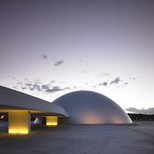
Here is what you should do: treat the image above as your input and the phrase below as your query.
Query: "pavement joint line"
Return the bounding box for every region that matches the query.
[98,133,110,154]
[127,126,154,138]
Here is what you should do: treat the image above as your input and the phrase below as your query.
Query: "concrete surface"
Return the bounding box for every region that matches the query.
[0,121,154,154]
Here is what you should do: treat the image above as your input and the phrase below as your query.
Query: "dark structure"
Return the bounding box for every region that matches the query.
[128,113,154,121]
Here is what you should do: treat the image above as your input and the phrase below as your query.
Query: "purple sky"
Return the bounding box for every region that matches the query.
[0,0,154,113]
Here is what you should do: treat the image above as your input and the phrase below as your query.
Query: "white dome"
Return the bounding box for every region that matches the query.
[53,91,132,124]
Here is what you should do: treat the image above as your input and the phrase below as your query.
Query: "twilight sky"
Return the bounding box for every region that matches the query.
[0,0,154,113]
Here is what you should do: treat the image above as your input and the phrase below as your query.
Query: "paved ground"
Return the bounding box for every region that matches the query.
[0,121,154,154]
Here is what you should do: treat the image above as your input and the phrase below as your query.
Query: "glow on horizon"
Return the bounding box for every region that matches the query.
[0,77,153,111]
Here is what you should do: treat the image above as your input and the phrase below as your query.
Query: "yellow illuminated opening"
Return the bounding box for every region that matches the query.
[46,122,57,126]
[9,129,29,134]
[46,116,58,126]
[8,112,30,135]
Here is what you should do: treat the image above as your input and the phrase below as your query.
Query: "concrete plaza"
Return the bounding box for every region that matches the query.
[0,121,154,154]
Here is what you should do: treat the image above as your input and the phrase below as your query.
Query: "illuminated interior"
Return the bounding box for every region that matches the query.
[0,86,69,135]
[80,116,103,124]
[46,116,58,126]
[8,112,30,134]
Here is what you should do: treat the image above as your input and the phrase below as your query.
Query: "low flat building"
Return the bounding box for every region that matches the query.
[0,86,68,134]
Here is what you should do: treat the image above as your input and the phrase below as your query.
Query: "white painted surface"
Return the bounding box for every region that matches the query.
[53,91,132,124]
[0,86,68,117]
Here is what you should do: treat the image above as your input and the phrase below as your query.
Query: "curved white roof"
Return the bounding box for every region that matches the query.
[0,86,68,117]
[53,91,132,124]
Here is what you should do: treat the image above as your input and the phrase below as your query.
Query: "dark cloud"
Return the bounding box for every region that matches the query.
[99,82,108,86]
[41,54,48,59]
[45,86,62,93]
[110,77,121,85]
[124,82,128,85]
[45,86,71,93]
[132,77,136,80]
[25,81,32,87]
[54,60,64,66]
[41,84,50,90]
[126,107,154,115]
[96,74,134,86]
[30,87,35,91]
[94,75,130,88]
[33,82,42,91]
[63,87,71,90]
[13,79,71,94]
[15,80,42,91]
[21,87,27,90]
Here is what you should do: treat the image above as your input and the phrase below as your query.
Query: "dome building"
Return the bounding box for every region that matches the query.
[53,91,132,124]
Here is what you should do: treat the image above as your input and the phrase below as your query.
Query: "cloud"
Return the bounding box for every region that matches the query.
[63,87,71,90]
[41,84,50,90]
[14,80,41,91]
[54,60,64,66]
[41,54,48,59]
[25,81,32,87]
[99,82,108,86]
[45,86,62,93]
[21,87,27,90]
[96,74,135,87]
[45,86,71,93]
[13,79,71,94]
[110,77,121,85]
[33,82,42,91]
[124,82,128,85]
[126,107,154,115]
